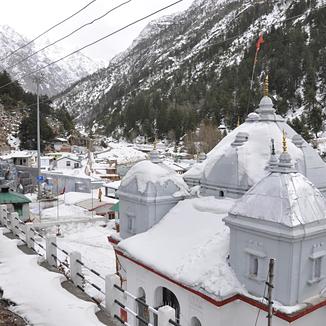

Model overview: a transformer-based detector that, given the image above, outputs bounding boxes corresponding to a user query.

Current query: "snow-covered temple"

[109,80,326,325]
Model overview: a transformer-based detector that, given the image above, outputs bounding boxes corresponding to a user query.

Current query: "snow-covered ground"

[0,229,104,326]
[48,221,117,301]
[27,191,117,302]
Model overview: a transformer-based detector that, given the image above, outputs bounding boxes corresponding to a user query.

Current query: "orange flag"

[256,33,264,52]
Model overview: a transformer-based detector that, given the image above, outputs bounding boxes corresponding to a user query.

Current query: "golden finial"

[282,130,287,153]
[263,74,269,97]
[237,116,240,127]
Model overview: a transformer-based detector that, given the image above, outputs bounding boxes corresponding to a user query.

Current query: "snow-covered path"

[0,229,104,326]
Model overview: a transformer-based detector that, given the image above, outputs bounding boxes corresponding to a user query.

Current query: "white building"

[108,84,326,325]
[40,156,54,171]
[53,137,69,152]
[56,156,81,170]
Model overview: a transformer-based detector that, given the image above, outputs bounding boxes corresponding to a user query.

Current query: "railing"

[0,205,181,326]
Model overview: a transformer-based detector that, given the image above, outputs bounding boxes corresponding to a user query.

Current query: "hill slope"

[54,0,326,141]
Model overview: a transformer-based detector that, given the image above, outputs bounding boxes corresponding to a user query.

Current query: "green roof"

[111,201,119,212]
[0,191,31,204]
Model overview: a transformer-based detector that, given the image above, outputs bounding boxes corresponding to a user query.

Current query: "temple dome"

[120,160,189,197]
[229,169,326,227]
[184,96,326,197]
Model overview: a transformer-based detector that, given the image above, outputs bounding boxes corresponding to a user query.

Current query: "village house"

[53,137,71,152]
[40,156,55,171]
[9,151,35,167]
[55,156,81,170]
[104,180,121,199]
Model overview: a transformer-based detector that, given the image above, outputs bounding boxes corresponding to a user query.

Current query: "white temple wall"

[119,255,326,326]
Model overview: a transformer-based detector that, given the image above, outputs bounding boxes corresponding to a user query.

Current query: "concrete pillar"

[3,209,9,230]
[11,212,19,237]
[46,235,57,268]
[127,292,137,325]
[70,251,83,288]
[0,205,7,226]
[25,223,34,249]
[8,213,15,233]
[105,273,121,316]
[158,306,175,326]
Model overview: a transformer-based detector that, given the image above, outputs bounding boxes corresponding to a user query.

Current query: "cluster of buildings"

[108,84,326,325]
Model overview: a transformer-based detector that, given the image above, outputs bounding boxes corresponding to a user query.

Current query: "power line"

[0,0,97,63]
[5,0,133,72]
[2,1,324,98]
[0,0,184,92]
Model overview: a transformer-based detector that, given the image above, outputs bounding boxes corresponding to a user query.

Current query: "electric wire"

[1,1,324,104]
[0,0,184,92]
[5,0,133,71]
[0,0,97,63]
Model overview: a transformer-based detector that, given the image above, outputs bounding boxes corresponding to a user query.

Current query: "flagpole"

[246,53,258,115]
[250,51,259,91]
[246,33,264,114]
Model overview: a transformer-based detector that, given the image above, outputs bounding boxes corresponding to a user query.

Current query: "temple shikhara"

[109,78,326,326]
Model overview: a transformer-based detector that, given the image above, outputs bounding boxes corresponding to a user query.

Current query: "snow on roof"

[119,197,244,299]
[185,97,326,193]
[185,120,303,185]
[230,171,326,227]
[96,143,147,165]
[1,151,34,159]
[75,199,115,211]
[120,160,189,196]
[55,137,68,142]
[162,160,185,172]
[103,180,121,190]
[47,168,91,179]
[62,191,117,205]
[57,155,80,162]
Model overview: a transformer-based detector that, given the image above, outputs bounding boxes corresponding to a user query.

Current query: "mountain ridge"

[54,0,326,141]
[0,25,101,96]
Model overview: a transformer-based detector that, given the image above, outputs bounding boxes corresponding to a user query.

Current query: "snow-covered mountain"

[0,25,101,96]
[54,0,326,139]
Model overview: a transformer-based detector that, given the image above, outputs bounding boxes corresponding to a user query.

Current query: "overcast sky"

[0,0,194,65]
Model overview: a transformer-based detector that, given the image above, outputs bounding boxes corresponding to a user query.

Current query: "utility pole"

[35,76,41,199]
[266,258,275,326]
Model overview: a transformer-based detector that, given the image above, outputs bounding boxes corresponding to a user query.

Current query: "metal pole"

[36,78,41,199]
[267,258,275,326]
[57,176,59,221]
[91,187,94,218]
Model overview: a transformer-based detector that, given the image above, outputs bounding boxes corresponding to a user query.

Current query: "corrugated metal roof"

[0,191,31,204]
[75,198,113,211]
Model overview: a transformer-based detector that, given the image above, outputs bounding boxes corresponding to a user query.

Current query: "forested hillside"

[55,0,326,143]
[0,70,75,150]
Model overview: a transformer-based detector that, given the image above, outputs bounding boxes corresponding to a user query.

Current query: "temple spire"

[271,138,275,155]
[263,74,269,97]
[267,138,278,171]
[282,130,287,153]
